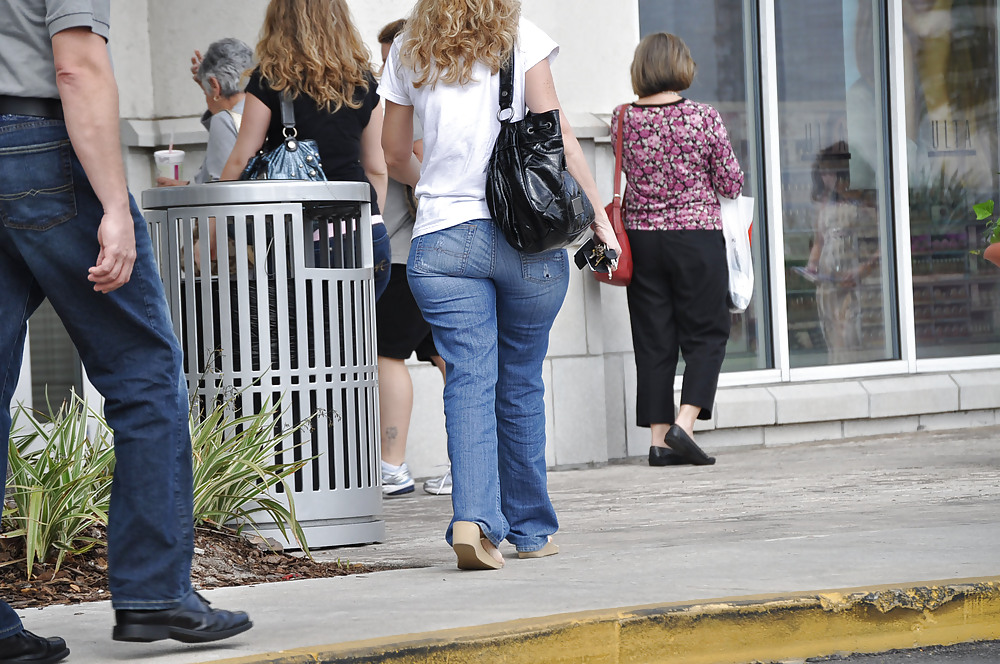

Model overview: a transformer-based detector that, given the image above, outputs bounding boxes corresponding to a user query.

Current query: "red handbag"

[594,105,633,287]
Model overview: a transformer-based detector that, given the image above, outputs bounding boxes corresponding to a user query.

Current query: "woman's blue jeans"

[0,115,194,637]
[407,219,568,552]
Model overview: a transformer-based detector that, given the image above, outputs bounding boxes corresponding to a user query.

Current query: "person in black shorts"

[376,19,450,498]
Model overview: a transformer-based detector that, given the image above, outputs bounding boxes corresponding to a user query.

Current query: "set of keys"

[573,238,620,279]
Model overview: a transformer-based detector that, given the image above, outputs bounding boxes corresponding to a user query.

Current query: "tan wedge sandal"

[517,537,559,559]
[452,521,504,570]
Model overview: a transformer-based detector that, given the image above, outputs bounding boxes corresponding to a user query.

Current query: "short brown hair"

[378,18,406,45]
[630,32,696,97]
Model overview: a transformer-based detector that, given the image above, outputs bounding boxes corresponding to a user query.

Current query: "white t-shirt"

[377,17,558,239]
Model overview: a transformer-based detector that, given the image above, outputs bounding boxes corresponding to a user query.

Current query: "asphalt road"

[801,640,1000,663]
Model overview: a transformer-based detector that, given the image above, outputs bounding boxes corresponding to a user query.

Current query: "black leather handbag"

[240,91,326,181]
[486,50,594,254]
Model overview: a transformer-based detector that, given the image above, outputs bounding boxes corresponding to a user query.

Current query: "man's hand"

[88,207,136,293]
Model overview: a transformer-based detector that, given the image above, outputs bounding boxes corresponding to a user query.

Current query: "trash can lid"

[141,180,372,210]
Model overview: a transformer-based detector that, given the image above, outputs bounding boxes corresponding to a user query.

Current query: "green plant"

[189,391,315,556]
[2,393,115,578]
[909,168,975,227]
[973,199,1000,252]
[2,386,317,578]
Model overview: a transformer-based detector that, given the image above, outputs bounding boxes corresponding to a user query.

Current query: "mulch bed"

[0,526,387,609]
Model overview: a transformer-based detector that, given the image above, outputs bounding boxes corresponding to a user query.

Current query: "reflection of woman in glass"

[804,144,873,362]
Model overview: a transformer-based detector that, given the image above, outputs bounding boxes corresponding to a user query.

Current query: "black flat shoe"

[664,424,716,466]
[0,630,69,664]
[648,446,693,466]
[113,591,252,644]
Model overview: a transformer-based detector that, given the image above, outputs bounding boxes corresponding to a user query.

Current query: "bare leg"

[430,355,446,380]
[650,422,670,448]
[377,356,413,466]
[650,403,702,448]
[675,404,702,439]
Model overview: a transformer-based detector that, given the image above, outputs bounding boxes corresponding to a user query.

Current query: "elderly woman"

[613,33,744,467]
[157,38,254,186]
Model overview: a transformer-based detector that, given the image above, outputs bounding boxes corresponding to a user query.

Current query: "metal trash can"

[142,181,383,548]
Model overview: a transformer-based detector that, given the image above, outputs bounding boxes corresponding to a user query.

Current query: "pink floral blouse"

[611,99,744,231]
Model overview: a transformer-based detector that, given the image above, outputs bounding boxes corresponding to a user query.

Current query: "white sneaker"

[381,462,415,497]
[423,467,452,495]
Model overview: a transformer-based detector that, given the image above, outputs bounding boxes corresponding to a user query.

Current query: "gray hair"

[197,38,254,98]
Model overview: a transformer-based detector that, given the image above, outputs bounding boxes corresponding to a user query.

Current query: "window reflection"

[903,0,1000,358]
[777,0,897,368]
[803,143,883,363]
[639,0,769,371]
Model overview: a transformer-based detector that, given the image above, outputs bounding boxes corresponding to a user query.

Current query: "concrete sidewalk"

[14,425,1000,663]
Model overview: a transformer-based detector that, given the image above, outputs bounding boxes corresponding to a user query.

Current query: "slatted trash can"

[142,181,383,548]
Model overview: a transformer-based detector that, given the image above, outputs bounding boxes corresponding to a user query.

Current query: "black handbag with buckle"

[485,50,594,254]
[240,91,326,181]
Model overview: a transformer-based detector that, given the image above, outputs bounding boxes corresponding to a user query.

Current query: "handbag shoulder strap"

[612,104,627,201]
[497,49,514,121]
[279,91,296,138]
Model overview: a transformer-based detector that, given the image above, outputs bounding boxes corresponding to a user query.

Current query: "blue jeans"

[407,219,568,552]
[372,221,391,301]
[0,115,194,637]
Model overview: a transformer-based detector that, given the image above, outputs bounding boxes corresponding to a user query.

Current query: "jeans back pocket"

[0,138,77,231]
[520,248,567,284]
[410,222,478,277]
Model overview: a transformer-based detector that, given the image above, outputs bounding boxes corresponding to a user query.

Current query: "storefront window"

[639,0,770,371]
[775,0,899,368]
[903,0,1000,358]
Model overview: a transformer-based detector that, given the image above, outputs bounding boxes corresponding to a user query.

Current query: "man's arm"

[52,27,135,293]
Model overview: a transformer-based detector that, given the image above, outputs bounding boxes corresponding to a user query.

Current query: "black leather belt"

[0,95,64,120]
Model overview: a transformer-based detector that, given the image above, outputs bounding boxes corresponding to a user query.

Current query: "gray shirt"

[382,117,424,264]
[1,0,111,99]
[193,98,244,184]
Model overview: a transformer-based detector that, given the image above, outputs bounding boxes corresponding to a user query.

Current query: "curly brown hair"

[400,0,520,89]
[256,0,372,111]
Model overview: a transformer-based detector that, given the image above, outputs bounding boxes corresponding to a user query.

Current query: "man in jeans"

[0,2,251,662]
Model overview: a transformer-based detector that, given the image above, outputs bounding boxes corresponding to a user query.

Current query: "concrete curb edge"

[203,576,1000,664]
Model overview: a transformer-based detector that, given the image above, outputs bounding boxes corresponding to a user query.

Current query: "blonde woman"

[221,0,390,295]
[380,0,619,570]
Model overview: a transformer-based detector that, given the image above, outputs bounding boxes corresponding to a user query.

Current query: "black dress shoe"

[648,446,692,467]
[0,630,69,664]
[664,424,716,466]
[113,591,252,644]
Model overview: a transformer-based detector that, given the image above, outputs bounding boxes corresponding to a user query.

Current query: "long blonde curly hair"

[256,0,371,111]
[400,0,520,88]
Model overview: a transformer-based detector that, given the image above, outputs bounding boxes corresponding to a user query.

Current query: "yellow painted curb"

[204,576,1000,664]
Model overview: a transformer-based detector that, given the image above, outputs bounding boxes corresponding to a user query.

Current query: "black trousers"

[625,229,731,427]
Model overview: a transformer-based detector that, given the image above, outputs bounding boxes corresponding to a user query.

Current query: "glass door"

[774,0,899,368]
[639,0,771,372]
[901,0,1000,359]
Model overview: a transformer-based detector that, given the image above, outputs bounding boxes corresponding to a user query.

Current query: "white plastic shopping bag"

[718,195,755,313]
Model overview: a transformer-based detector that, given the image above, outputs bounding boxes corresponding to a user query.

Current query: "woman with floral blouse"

[611,32,744,468]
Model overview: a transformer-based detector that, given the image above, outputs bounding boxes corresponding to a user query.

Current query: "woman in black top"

[239,69,383,211]
[221,0,389,293]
